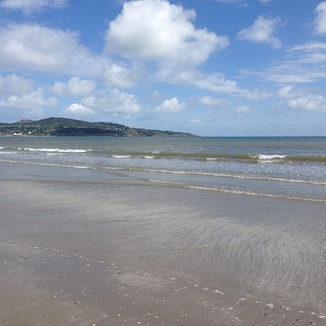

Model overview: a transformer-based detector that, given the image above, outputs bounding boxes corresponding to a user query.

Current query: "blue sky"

[0,0,326,136]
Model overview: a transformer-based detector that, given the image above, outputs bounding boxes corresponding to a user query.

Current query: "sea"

[1,136,326,321]
[1,136,326,201]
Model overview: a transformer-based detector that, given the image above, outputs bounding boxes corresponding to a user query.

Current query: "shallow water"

[1,136,326,324]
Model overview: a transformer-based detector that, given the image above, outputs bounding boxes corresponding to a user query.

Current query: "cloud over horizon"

[0,0,326,135]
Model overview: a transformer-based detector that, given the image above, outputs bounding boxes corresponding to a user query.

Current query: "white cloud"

[106,0,228,68]
[198,96,229,106]
[277,86,326,112]
[243,89,269,100]
[234,105,253,118]
[0,23,138,88]
[235,105,252,113]
[64,103,95,116]
[0,88,56,109]
[314,2,326,35]
[259,64,325,84]
[194,73,240,93]
[82,89,141,115]
[101,63,138,88]
[104,0,238,94]
[0,7,235,99]
[0,0,68,13]
[0,74,34,95]
[277,86,294,98]
[258,42,326,83]
[237,16,281,49]
[52,77,96,97]
[154,97,186,112]
[0,23,86,72]
[288,95,326,111]
[288,42,326,64]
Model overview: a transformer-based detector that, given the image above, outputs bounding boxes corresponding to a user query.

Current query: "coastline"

[1,168,326,325]
[4,239,323,326]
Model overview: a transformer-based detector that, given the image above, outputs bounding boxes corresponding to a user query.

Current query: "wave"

[0,146,89,154]
[2,145,326,164]
[129,152,326,164]
[148,179,326,203]
[1,158,325,186]
[112,155,131,158]
[0,158,95,170]
[170,170,326,186]
[23,147,89,153]
[253,154,287,163]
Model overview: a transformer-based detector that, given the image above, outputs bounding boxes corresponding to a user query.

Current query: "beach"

[1,137,326,325]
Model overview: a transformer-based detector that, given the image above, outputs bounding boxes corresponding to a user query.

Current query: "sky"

[0,0,326,136]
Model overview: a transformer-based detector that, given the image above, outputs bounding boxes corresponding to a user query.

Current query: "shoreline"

[2,240,325,326]
[1,168,326,325]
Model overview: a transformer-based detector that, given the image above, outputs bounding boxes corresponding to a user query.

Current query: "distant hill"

[0,117,197,137]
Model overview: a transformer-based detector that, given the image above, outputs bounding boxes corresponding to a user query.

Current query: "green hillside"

[0,117,196,137]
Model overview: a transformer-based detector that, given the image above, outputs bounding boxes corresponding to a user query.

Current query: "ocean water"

[1,136,326,316]
[1,136,326,201]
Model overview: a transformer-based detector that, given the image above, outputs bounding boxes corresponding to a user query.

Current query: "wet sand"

[1,176,326,325]
[2,240,325,326]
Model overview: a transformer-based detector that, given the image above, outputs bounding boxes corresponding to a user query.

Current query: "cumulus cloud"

[288,95,326,111]
[0,8,235,97]
[194,73,240,93]
[0,0,68,13]
[277,86,326,112]
[235,105,252,113]
[105,0,228,68]
[101,63,138,88]
[243,89,269,100]
[198,96,229,107]
[277,86,294,98]
[154,97,186,112]
[64,103,95,116]
[237,16,281,49]
[0,23,87,72]
[52,77,96,97]
[82,89,141,116]
[0,74,34,95]
[314,2,326,35]
[234,105,253,118]
[0,88,56,109]
[0,23,137,88]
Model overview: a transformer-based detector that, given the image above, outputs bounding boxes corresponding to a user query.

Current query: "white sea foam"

[112,155,131,158]
[135,168,326,186]
[258,154,286,160]
[2,157,326,186]
[24,147,88,153]
[253,154,287,163]
[0,158,92,170]
[148,179,326,203]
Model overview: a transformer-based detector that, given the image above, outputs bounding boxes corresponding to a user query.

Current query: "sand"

[1,179,325,325]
